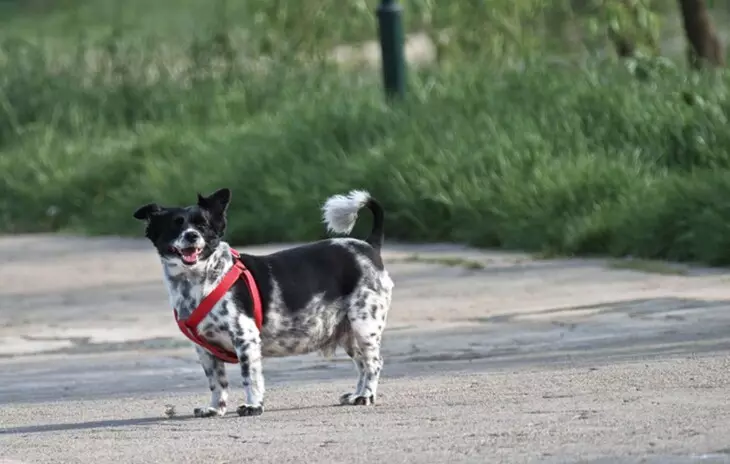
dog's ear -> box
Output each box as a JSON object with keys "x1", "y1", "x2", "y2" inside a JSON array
[
  {"x1": 197, "y1": 188, "x2": 231, "y2": 215},
  {"x1": 133, "y1": 203, "x2": 162, "y2": 221}
]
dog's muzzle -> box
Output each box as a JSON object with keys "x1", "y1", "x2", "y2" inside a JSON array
[{"x1": 170, "y1": 229, "x2": 205, "y2": 265}]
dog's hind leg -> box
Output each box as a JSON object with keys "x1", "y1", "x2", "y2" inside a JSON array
[
  {"x1": 340, "y1": 290, "x2": 390, "y2": 406},
  {"x1": 193, "y1": 346, "x2": 229, "y2": 418},
  {"x1": 339, "y1": 332, "x2": 366, "y2": 404}
]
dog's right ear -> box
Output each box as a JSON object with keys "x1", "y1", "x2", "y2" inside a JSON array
[
  {"x1": 197, "y1": 188, "x2": 232, "y2": 215},
  {"x1": 133, "y1": 203, "x2": 162, "y2": 221}
]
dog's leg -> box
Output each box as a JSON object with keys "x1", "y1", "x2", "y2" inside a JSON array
[
  {"x1": 193, "y1": 346, "x2": 229, "y2": 418},
  {"x1": 339, "y1": 333, "x2": 366, "y2": 404},
  {"x1": 341, "y1": 292, "x2": 389, "y2": 406},
  {"x1": 233, "y1": 314, "x2": 265, "y2": 417}
]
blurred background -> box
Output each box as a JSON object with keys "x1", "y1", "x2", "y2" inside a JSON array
[{"x1": 1, "y1": 0, "x2": 730, "y2": 265}]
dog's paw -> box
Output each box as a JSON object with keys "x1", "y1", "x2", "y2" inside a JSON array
[
  {"x1": 339, "y1": 393, "x2": 375, "y2": 406},
  {"x1": 193, "y1": 406, "x2": 226, "y2": 418},
  {"x1": 236, "y1": 404, "x2": 264, "y2": 417}
]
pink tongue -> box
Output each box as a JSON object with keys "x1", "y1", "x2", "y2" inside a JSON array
[{"x1": 180, "y1": 249, "x2": 199, "y2": 262}]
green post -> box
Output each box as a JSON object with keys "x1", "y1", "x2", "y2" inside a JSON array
[{"x1": 377, "y1": 0, "x2": 406, "y2": 99}]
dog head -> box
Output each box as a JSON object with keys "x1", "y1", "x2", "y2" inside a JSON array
[{"x1": 133, "y1": 188, "x2": 231, "y2": 268}]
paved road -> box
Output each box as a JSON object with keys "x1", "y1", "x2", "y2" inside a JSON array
[{"x1": 1, "y1": 235, "x2": 730, "y2": 463}]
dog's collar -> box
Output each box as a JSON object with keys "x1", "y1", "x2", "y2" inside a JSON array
[{"x1": 173, "y1": 248, "x2": 262, "y2": 364}]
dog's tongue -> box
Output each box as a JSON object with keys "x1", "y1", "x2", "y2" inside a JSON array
[{"x1": 180, "y1": 248, "x2": 199, "y2": 263}]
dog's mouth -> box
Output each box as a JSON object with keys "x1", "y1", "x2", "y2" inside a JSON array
[{"x1": 170, "y1": 246, "x2": 202, "y2": 265}]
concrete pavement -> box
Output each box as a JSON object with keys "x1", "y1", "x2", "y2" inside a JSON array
[{"x1": 1, "y1": 234, "x2": 730, "y2": 463}]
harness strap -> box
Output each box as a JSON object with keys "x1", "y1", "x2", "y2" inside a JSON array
[
  {"x1": 176, "y1": 318, "x2": 240, "y2": 364},
  {"x1": 174, "y1": 249, "x2": 263, "y2": 364},
  {"x1": 230, "y1": 249, "x2": 263, "y2": 331}
]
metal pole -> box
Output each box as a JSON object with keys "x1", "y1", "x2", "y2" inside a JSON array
[{"x1": 376, "y1": 0, "x2": 406, "y2": 99}]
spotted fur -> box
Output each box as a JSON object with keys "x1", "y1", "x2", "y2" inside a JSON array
[{"x1": 133, "y1": 188, "x2": 393, "y2": 416}]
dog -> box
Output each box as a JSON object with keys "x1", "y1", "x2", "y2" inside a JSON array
[{"x1": 133, "y1": 188, "x2": 393, "y2": 417}]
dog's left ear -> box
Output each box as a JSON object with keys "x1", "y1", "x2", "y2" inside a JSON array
[
  {"x1": 133, "y1": 203, "x2": 162, "y2": 221},
  {"x1": 197, "y1": 188, "x2": 231, "y2": 215}
]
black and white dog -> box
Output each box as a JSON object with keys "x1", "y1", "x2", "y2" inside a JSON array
[{"x1": 133, "y1": 188, "x2": 393, "y2": 417}]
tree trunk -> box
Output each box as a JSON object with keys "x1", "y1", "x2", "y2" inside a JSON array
[{"x1": 677, "y1": 0, "x2": 724, "y2": 68}]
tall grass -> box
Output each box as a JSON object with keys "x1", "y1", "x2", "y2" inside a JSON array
[
  {"x1": 0, "y1": 0, "x2": 703, "y2": 65},
  {"x1": 1, "y1": 30, "x2": 730, "y2": 264},
  {"x1": 2, "y1": 0, "x2": 730, "y2": 265}
]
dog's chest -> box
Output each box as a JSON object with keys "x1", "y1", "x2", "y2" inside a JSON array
[
  {"x1": 167, "y1": 280, "x2": 207, "y2": 319},
  {"x1": 165, "y1": 272, "x2": 235, "y2": 347},
  {"x1": 196, "y1": 299, "x2": 237, "y2": 353},
  {"x1": 164, "y1": 267, "x2": 223, "y2": 319}
]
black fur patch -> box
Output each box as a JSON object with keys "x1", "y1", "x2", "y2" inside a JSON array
[{"x1": 229, "y1": 239, "x2": 381, "y2": 326}]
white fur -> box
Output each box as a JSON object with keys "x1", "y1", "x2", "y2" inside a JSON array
[{"x1": 322, "y1": 190, "x2": 371, "y2": 235}]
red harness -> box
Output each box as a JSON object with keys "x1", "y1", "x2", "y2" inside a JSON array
[{"x1": 173, "y1": 249, "x2": 263, "y2": 364}]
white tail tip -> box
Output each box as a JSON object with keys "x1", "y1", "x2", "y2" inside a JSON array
[{"x1": 322, "y1": 190, "x2": 371, "y2": 235}]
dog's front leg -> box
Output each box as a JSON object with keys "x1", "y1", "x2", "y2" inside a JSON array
[
  {"x1": 233, "y1": 316, "x2": 265, "y2": 417},
  {"x1": 193, "y1": 346, "x2": 229, "y2": 418}
]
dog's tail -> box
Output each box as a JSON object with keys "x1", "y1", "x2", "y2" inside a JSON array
[{"x1": 322, "y1": 190, "x2": 384, "y2": 249}]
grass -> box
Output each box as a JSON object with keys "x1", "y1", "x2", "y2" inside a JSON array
[
  {"x1": 2, "y1": 0, "x2": 724, "y2": 65},
  {"x1": 391, "y1": 254, "x2": 486, "y2": 270},
  {"x1": 2, "y1": 47, "x2": 730, "y2": 266},
  {"x1": 2, "y1": 1, "x2": 730, "y2": 267},
  {"x1": 606, "y1": 259, "x2": 688, "y2": 275}
]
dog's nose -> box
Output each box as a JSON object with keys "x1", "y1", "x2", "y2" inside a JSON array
[{"x1": 183, "y1": 230, "x2": 200, "y2": 242}]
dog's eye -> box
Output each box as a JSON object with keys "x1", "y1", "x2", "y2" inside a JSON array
[
  {"x1": 192, "y1": 214, "x2": 207, "y2": 226},
  {"x1": 174, "y1": 216, "x2": 185, "y2": 227}
]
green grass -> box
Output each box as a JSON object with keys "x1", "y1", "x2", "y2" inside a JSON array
[
  {"x1": 390, "y1": 254, "x2": 486, "y2": 270},
  {"x1": 2, "y1": 0, "x2": 719, "y2": 65},
  {"x1": 2, "y1": 7, "x2": 730, "y2": 267},
  {"x1": 606, "y1": 259, "x2": 688, "y2": 275}
]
